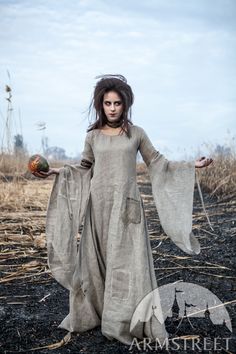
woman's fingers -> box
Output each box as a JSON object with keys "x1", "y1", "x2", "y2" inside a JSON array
[
  {"x1": 33, "y1": 171, "x2": 48, "y2": 178},
  {"x1": 204, "y1": 157, "x2": 213, "y2": 165},
  {"x1": 33, "y1": 170, "x2": 51, "y2": 178},
  {"x1": 203, "y1": 158, "x2": 213, "y2": 167},
  {"x1": 32, "y1": 168, "x2": 59, "y2": 178}
]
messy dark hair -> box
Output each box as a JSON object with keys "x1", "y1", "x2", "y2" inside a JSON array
[{"x1": 87, "y1": 74, "x2": 134, "y2": 137}]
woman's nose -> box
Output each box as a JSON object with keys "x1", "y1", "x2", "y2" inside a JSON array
[{"x1": 110, "y1": 104, "x2": 115, "y2": 111}]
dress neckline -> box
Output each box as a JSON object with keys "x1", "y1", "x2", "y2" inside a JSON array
[{"x1": 99, "y1": 128, "x2": 125, "y2": 137}]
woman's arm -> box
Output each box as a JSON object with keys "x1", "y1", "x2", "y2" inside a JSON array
[
  {"x1": 138, "y1": 127, "x2": 213, "y2": 168},
  {"x1": 137, "y1": 127, "x2": 160, "y2": 166},
  {"x1": 32, "y1": 168, "x2": 60, "y2": 178},
  {"x1": 79, "y1": 132, "x2": 94, "y2": 168},
  {"x1": 34, "y1": 132, "x2": 95, "y2": 178}
]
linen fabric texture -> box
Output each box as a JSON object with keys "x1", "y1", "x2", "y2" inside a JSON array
[{"x1": 45, "y1": 125, "x2": 200, "y2": 345}]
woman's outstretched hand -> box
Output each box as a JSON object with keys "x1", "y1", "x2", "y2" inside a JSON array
[
  {"x1": 195, "y1": 156, "x2": 213, "y2": 168},
  {"x1": 33, "y1": 168, "x2": 60, "y2": 178}
]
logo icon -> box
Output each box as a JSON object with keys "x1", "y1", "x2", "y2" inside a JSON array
[{"x1": 130, "y1": 281, "x2": 232, "y2": 351}]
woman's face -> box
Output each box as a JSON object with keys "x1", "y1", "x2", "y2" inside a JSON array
[{"x1": 102, "y1": 90, "x2": 123, "y2": 123}]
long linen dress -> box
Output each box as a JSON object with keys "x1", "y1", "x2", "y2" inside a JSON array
[{"x1": 45, "y1": 124, "x2": 200, "y2": 345}]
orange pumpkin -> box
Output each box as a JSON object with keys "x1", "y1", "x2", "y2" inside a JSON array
[{"x1": 28, "y1": 154, "x2": 49, "y2": 173}]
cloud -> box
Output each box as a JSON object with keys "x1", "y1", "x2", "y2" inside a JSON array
[{"x1": 0, "y1": 0, "x2": 235, "y2": 158}]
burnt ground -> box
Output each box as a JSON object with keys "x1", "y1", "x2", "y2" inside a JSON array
[{"x1": 0, "y1": 172, "x2": 236, "y2": 354}]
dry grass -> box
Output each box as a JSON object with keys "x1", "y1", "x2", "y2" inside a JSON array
[
  {"x1": 0, "y1": 142, "x2": 235, "y2": 213},
  {"x1": 0, "y1": 152, "x2": 28, "y2": 176},
  {"x1": 0, "y1": 152, "x2": 69, "y2": 212},
  {"x1": 0, "y1": 152, "x2": 72, "y2": 210},
  {"x1": 197, "y1": 153, "x2": 236, "y2": 198},
  {"x1": 0, "y1": 179, "x2": 52, "y2": 212}
]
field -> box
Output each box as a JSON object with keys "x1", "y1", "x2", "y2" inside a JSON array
[{"x1": 0, "y1": 157, "x2": 236, "y2": 353}]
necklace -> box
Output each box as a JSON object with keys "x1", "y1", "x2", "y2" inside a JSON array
[{"x1": 105, "y1": 118, "x2": 124, "y2": 128}]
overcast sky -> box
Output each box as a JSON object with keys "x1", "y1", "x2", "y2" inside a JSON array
[{"x1": 0, "y1": 0, "x2": 235, "y2": 160}]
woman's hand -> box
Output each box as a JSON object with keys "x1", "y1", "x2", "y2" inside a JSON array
[
  {"x1": 33, "y1": 168, "x2": 60, "y2": 178},
  {"x1": 195, "y1": 156, "x2": 213, "y2": 168}
]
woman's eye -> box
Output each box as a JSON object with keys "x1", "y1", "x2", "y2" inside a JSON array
[{"x1": 104, "y1": 101, "x2": 122, "y2": 106}]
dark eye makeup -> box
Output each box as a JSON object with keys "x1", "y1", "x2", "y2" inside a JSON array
[{"x1": 104, "y1": 101, "x2": 122, "y2": 106}]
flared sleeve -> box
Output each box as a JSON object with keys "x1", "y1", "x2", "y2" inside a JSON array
[
  {"x1": 45, "y1": 133, "x2": 94, "y2": 290},
  {"x1": 138, "y1": 127, "x2": 200, "y2": 255}
]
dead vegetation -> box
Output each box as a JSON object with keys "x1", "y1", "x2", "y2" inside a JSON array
[
  {"x1": 0, "y1": 145, "x2": 235, "y2": 352},
  {"x1": 197, "y1": 153, "x2": 236, "y2": 200},
  {"x1": 0, "y1": 169, "x2": 235, "y2": 352}
]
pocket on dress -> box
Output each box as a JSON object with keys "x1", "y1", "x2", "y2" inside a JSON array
[{"x1": 122, "y1": 197, "x2": 141, "y2": 224}]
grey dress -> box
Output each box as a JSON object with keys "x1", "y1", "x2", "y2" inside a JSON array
[{"x1": 45, "y1": 124, "x2": 200, "y2": 345}]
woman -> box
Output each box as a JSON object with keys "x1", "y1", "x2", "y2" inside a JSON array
[{"x1": 35, "y1": 74, "x2": 213, "y2": 345}]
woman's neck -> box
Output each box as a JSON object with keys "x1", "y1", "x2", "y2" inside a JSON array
[
  {"x1": 104, "y1": 117, "x2": 124, "y2": 128},
  {"x1": 102, "y1": 124, "x2": 120, "y2": 130}
]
